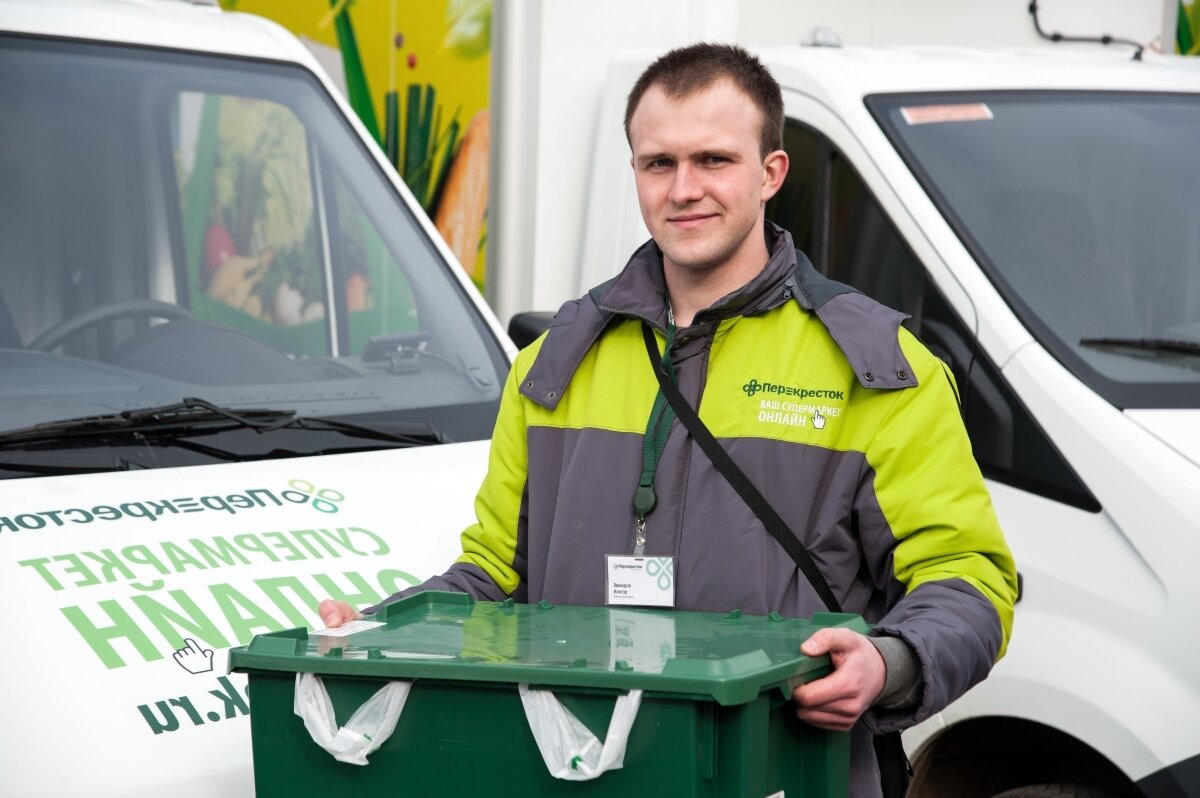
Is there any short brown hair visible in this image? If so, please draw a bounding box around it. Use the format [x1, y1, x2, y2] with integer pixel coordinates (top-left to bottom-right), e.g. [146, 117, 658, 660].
[624, 42, 784, 158]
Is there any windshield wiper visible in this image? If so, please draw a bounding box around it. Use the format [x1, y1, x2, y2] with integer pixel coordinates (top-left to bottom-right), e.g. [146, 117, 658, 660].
[261, 413, 444, 446]
[1079, 337, 1200, 357]
[0, 396, 444, 448]
[0, 452, 148, 476]
[0, 397, 292, 447]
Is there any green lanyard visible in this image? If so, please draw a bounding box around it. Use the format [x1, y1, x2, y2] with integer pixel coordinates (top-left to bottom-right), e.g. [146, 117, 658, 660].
[632, 321, 678, 551]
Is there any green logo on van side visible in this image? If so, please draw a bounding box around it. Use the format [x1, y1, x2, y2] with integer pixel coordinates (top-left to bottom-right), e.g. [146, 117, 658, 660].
[0, 479, 345, 533]
[287, 480, 344, 514]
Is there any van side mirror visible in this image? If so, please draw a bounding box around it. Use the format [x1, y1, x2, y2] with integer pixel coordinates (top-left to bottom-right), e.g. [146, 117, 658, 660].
[508, 311, 555, 349]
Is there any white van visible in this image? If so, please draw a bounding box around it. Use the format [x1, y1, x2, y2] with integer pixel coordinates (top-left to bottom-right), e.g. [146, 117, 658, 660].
[0, 1, 513, 795]
[567, 47, 1200, 797]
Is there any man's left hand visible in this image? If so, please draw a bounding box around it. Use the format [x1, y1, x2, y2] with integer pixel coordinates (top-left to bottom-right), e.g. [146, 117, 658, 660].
[792, 628, 887, 731]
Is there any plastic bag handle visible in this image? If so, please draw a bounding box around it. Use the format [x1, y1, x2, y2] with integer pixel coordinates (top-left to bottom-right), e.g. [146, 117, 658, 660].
[518, 684, 642, 781]
[293, 672, 411, 766]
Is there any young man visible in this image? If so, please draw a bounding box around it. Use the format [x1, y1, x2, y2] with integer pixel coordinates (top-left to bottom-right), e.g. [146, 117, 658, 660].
[321, 43, 1017, 796]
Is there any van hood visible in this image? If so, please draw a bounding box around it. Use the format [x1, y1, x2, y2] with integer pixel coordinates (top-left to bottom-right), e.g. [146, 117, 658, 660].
[0, 441, 489, 798]
[1124, 409, 1200, 469]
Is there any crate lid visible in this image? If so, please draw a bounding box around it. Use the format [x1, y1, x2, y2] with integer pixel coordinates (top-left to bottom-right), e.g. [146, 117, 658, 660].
[229, 591, 869, 705]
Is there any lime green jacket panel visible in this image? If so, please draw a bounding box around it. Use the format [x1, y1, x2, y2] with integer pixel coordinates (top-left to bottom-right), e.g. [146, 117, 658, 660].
[453, 355, 532, 594]
[698, 307, 891, 452]
[700, 305, 1016, 659]
[867, 328, 1018, 658]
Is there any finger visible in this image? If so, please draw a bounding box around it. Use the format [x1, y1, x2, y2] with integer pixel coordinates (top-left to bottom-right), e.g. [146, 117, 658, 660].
[795, 689, 871, 717]
[796, 644, 884, 706]
[800, 628, 834, 656]
[319, 600, 361, 628]
[795, 706, 859, 731]
[184, 637, 202, 653]
[800, 627, 854, 657]
[794, 688, 871, 721]
[317, 599, 344, 627]
[797, 703, 860, 724]
[792, 673, 859, 708]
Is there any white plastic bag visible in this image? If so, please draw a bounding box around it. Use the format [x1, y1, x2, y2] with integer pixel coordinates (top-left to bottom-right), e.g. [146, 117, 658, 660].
[293, 671, 411, 766]
[518, 683, 642, 780]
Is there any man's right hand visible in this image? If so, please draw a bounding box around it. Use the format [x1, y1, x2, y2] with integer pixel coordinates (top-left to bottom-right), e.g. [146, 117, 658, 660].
[317, 599, 363, 628]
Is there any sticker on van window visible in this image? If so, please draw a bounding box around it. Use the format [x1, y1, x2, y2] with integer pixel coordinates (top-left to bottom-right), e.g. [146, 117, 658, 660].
[900, 103, 994, 125]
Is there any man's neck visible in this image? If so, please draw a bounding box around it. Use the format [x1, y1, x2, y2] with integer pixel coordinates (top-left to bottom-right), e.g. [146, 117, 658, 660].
[663, 278, 724, 328]
[663, 241, 770, 327]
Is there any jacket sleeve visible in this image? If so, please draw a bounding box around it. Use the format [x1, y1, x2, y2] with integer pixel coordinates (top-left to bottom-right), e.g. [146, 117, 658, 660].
[858, 331, 1018, 734]
[365, 348, 535, 612]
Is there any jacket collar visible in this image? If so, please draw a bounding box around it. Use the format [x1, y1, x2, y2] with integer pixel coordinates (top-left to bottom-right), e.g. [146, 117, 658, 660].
[518, 221, 915, 411]
[595, 222, 800, 329]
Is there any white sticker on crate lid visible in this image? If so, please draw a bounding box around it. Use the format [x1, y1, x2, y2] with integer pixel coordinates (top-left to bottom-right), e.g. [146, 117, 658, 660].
[900, 103, 994, 125]
[309, 619, 385, 637]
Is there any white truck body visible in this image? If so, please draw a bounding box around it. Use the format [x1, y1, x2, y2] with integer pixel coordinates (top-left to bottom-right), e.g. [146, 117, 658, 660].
[0, 1, 513, 795]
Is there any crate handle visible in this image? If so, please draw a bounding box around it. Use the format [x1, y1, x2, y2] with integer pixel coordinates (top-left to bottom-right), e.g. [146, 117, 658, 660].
[293, 672, 411, 766]
[518, 684, 643, 781]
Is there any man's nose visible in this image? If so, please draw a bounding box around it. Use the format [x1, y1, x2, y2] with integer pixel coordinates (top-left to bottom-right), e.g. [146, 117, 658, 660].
[668, 163, 703, 204]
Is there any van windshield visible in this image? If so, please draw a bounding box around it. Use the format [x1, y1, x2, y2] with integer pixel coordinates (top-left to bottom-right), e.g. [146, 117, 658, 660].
[869, 91, 1200, 409]
[0, 36, 506, 475]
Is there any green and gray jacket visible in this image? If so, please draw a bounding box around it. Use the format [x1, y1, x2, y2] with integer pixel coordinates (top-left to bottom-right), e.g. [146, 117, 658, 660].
[376, 224, 1016, 795]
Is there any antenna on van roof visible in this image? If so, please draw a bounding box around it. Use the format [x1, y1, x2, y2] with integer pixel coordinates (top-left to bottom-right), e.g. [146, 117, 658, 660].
[801, 26, 843, 48]
[1028, 1, 1145, 60]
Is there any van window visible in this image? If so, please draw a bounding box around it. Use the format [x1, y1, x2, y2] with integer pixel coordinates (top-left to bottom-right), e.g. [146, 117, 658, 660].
[869, 91, 1200, 410]
[0, 36, 507, 477]
[768, 120, 1098, 510]
[767, 122, 927, 318]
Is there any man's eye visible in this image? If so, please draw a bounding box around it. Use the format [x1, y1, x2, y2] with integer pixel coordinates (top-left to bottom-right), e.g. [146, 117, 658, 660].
[648, 159, 672, 169]
[703, 155, 729, 165]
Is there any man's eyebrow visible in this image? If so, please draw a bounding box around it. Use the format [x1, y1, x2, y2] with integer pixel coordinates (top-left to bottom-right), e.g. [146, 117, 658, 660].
[634, 152, 673, 166]
[696, 148, 739, 161]
[634, 147, 740, 166]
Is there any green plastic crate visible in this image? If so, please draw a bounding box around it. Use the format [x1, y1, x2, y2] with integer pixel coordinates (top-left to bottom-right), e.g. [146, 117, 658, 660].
[229, 591, 865, 798]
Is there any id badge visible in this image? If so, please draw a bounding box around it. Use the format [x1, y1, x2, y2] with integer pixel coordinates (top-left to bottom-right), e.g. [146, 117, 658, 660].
[606, 555, 675, 607]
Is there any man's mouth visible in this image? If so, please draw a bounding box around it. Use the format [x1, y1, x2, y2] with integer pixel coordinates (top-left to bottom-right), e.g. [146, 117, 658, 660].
[667, 213, 717, 229]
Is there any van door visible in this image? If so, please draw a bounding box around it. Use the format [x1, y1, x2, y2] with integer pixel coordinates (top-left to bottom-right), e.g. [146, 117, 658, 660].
[770, 88, 1200, 793]
[766, 103, 1098, 513]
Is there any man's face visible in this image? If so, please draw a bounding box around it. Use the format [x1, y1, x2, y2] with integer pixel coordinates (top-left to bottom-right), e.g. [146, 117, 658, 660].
[628, 79, 786, 279]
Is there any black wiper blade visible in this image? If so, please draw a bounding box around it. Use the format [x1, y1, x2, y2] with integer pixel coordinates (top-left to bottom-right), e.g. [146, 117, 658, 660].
[0, 397, 296, 447]
[130, 399, 444, 446]
[264, 415, 445, 446]
[0, 452, 148, 477]
[0, 396, 445, 450]
[1079, 337, 1200, 356]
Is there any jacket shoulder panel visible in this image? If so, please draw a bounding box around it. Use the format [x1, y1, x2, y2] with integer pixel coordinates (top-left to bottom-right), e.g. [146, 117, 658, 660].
[794, 252, 917, 391]
[518, 284, 615, 410]
[816, 293, 917, 390]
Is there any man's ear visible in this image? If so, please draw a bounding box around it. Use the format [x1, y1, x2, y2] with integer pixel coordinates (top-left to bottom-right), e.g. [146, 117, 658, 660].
[760, 149, 789, 202]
